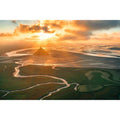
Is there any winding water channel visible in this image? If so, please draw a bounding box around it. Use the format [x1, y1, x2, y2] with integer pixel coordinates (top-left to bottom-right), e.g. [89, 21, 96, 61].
[1, 48, 79, 99]
[1, 47, 119, 99]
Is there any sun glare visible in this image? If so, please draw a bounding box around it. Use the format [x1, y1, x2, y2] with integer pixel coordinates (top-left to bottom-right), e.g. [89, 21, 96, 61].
[35, 32, 55, 41]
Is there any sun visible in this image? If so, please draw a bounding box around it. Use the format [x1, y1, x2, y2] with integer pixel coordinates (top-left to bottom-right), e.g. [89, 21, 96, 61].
[35, 32, 55, 41]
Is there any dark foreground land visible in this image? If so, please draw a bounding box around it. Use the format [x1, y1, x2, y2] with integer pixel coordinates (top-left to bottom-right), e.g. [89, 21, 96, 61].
[0, 63, 120, 100]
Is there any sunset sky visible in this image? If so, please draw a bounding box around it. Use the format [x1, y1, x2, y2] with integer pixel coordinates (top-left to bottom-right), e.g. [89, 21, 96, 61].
[1, 20, 120, 45]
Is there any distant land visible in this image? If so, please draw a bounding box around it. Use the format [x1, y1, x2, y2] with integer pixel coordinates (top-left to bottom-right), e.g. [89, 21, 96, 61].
[34, 47, 49, 56]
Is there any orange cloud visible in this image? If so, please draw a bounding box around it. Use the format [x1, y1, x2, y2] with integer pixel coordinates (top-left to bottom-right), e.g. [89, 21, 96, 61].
[1, 20, 120, 42]
[65, 29, 92, 36]
[90, 31, 120, 41]
[41, 20, 68, 29]
[0, 33, 13, 37]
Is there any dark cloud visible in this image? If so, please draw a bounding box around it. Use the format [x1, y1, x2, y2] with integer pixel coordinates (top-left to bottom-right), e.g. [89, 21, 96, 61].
[29, 25, 41, 32]
[73, 20, 120, 31]
[11, 20, 18, 25]
[61, 20, 120, 41]
[14, 23, 54, 34]
[41, 26, 55, 33]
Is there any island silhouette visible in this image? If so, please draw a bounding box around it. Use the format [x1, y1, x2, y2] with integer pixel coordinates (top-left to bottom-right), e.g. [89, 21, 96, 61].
[34, 47, 49, 56]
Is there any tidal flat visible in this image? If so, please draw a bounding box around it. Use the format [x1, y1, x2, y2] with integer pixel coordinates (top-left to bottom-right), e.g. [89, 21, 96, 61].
[0, 62, 120, 100]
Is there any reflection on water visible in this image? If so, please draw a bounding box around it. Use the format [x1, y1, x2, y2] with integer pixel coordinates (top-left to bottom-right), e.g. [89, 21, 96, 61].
[56, 42, 120, 59]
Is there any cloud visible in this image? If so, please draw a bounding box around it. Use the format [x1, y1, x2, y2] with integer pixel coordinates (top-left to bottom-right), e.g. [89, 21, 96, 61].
[65, 29, 92, 36]
[11, 20, 18, 25]
[58, 31, 91, 41]
[43, 20, 68, 29]
[56, 29, 92, 41]
[1, 20, 120, 42]
[59, 20, 120, 41]
[72, 20, 120, 31]
[14, 23, 54, 34]
[0, 33, 13, 37]
[90, 31, 120, 42]
[41, 26, 55, 33]
[58, 35, 78, 41]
